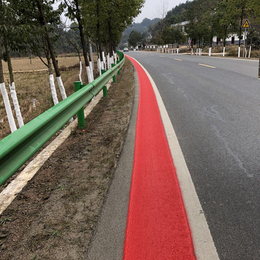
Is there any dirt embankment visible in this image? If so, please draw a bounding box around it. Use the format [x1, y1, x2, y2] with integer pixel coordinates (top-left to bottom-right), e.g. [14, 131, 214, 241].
[0, 58, 134, 260]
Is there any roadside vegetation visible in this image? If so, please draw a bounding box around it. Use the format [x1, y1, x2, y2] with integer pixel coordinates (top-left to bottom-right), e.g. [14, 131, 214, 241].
[0, 0, 144, 135]
[127, 0, 260, 57]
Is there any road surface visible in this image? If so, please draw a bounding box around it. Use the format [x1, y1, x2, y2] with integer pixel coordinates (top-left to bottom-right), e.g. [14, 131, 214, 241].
[127, 51, 260, 260]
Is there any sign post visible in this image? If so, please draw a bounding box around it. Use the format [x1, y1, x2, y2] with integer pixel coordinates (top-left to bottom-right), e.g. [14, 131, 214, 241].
[242, 19, 250, 58]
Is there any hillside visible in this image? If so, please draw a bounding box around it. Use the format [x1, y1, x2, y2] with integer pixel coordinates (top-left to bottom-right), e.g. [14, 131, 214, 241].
[120, 18, 160, 46]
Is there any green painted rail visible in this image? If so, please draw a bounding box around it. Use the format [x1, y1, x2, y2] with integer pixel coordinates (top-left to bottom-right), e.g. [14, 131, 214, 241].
[0, 52, 125, 186]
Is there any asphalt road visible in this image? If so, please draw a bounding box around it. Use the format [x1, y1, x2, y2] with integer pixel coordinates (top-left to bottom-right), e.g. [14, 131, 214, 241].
[127, 51, 260, 260]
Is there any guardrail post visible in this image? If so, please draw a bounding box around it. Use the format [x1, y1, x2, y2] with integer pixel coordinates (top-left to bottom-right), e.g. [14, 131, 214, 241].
[74, 81, 85, 128]
[117, 60, 121, 75]
[111, 64, 116, 82]
[101, 70, 107, 97]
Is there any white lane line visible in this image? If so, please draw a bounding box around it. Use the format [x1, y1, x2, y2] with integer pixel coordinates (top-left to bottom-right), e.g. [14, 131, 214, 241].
[131, 57, 220, 260]
[198, 63, 216, 69]
[0, 80, 113, 215]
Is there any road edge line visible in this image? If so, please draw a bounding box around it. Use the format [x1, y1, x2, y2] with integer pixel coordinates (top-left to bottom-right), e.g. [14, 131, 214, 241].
[132, 57, 220, 260]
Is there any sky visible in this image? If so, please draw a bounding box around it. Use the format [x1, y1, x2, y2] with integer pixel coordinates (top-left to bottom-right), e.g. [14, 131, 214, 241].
[54, 0, 187, 26]
[134, 0, 187, 23]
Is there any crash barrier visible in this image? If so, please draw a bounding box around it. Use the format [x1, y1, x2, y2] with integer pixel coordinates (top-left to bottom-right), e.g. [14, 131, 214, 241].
[0, 52, 125, 186]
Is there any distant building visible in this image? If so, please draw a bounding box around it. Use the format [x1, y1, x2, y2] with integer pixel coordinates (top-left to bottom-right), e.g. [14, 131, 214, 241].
[171, 21, 246, 46]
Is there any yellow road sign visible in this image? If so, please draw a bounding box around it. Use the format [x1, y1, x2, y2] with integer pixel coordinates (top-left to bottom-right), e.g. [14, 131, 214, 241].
[242, 19, 250, 28]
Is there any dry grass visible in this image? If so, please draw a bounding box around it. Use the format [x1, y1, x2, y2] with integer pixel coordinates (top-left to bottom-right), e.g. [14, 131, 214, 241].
[2, 56, 81, 73]
[0, 55, 93, 140]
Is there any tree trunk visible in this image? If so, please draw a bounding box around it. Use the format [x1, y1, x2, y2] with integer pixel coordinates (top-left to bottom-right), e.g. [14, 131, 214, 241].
[36, 0, 60, 77]
[239, 8, 244, 48]
[108, 18, 113, 56]
[96, 0, 103, 61]
[4, 39, 24, 127]
[73, 0, 89, 68]
[46, 50, 59, 105]
[0, 52, 17, 132]
[0, 0, 17, 131]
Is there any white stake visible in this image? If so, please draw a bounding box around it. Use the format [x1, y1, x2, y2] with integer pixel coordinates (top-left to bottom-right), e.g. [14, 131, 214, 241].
[223, 47, 225, 57]
[238, 46, 241, 58]
[209, 47, 212, 57]
[0, 82, 17, 132]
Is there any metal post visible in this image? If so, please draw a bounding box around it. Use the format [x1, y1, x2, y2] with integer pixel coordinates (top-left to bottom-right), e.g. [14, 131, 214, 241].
[103, 86, 107, 97]
[74, 81, 85, 128]
[111, 64, 116, 82]
[101, 70, 107, 97]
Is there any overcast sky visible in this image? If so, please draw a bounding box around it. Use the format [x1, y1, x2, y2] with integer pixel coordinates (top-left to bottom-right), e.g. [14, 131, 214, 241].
[54, 0, 187, 25]
[135, 0, 187, 23]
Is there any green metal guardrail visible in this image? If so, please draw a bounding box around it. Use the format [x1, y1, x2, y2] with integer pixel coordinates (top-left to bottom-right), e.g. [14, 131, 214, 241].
[0, 52, 125, 186]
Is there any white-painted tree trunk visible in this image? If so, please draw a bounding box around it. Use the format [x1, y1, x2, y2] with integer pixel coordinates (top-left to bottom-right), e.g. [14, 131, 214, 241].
[223, 47, 225, 57]
[191, 48, 194, 55]
[196, 49, 198, 55]
[209, 47, 212, 57]
[79, 60, 83, 83]
[199, 48, 202, 56]
[56, 76, 67, 100]
[86, 66, 93, 83]
[89, 43, 93, 63]
[9, 82, 24, 128]
[0, 82, 17, 132]
[114, 52, 117, 63]
[238, 46, 241, 58]
[101, 61, 104, 70]
[49, 74, 59, 106]
[248, 46, 252, 58]
[110, 56, 114, 65]
[102, 52, 106, 70]
[107, 54, 110, 70]
[177, 48, 179, 54]
[97, 58, 102, 76]
[89, 61, 94, 81]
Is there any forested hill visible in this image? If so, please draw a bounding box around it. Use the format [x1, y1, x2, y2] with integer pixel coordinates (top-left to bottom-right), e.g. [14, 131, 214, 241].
[160, 1, 191, 27]
[124, 18, 161, 35]
[120, 18, 160, 45]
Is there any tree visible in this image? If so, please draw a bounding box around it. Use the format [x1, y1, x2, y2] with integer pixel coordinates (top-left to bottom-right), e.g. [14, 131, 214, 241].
[62, 0, 94, 83]
[82, 0, 144, 56]
[128, 30, 142, 48]
[0, 0, 17, 132]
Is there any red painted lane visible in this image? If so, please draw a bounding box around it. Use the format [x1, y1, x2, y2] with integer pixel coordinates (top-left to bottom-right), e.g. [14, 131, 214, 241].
[124, 56, 196, 260]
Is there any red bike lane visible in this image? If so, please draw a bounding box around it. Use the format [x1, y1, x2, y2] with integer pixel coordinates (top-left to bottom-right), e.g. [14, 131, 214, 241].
[123, 56, 196, 260]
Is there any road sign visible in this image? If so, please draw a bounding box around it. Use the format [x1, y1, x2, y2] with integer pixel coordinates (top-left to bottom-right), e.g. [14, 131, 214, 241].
[242, 19, 250, 28]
